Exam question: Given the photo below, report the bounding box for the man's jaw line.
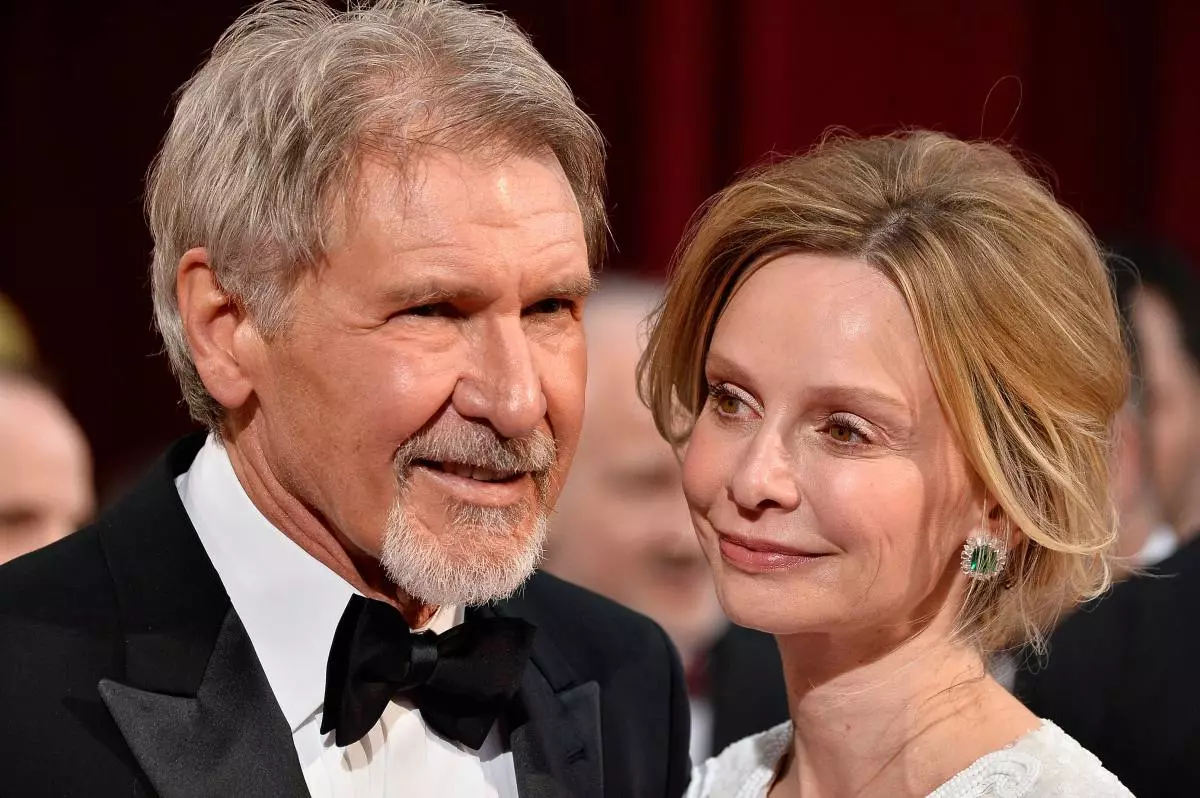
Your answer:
[218,427,444,622]
[216,428,443,624]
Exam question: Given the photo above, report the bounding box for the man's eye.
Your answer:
[525,298,572,315]
[403,302,457,318]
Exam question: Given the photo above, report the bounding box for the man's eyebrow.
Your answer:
[379,274,597,307]
[381,281,490,307]
[539,274,599,300]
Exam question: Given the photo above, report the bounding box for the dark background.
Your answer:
[3,0,1198,498]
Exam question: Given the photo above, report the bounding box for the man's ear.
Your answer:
[176,248,257,411]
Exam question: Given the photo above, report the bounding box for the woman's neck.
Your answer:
[770,624,1038,798]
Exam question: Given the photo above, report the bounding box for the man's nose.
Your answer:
[452,317,546,439]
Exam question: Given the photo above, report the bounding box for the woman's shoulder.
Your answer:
[686,721,792,798]
[929,720,1134,798]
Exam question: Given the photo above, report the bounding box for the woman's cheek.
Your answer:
[814,461,917,557]
[682,420,727,512]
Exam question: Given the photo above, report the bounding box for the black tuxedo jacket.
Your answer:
[706,625,789,756]
[1015,535,1200,798]
[0,436,690,797]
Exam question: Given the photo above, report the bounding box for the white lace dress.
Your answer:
[686,720,1133,798]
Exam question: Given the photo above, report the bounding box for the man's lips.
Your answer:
[716,531,832,573]
[414,459,521,483]
[410,460,531,506]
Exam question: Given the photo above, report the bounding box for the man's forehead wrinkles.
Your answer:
[392,198,581,232]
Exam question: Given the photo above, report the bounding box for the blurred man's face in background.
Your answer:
[0,375,94,564]
[1132,288,1200,538]
[1109,400,1160,561]
[547,291,726,664]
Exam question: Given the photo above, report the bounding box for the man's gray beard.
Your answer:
[380,497,549,606]
[378,424,556,607]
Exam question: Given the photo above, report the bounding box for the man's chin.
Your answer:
[389,557,539,607]
[379,506,548,607]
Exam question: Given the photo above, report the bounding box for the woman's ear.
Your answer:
[983,497,1026,588]
[985,497,1018,544]
[176,248,257,411]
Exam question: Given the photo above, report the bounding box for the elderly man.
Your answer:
[0,370,95,564]
[0,2,688,796]
[545,278,787,762]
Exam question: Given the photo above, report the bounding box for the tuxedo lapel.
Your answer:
[94,435,306,797]
[475,603,604,798]
[100,609,307,798]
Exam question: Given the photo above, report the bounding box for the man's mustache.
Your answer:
[393,423,558,498]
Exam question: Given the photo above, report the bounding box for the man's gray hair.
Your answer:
[148,0,607,428]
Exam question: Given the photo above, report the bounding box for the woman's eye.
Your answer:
[825,415,869,445]
[707,383,758,419]
[829,424,854,442]
[716,394,743,415]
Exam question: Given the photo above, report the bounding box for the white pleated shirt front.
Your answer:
[177,434,520,797]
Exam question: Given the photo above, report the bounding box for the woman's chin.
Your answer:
[717,588,833,637]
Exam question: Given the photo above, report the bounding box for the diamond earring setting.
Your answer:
[961,535,1007,581]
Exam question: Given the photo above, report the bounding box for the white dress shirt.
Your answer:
[177,434,520,797]
[688,697,714,763]
[1136,523,1178,565]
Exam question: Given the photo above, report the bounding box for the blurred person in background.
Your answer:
[0,293,95,565]
[546,277,788,762]
[1106,248,1183,565]
[0,293,38,370]
[1120,241,1200,549]
[1016,241,1200,797]
[0,370,95,565]
[991,281,1165,690]
[1109,397,1174,565]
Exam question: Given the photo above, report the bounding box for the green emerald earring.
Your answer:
[960,534,1008,581]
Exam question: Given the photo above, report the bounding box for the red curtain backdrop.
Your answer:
[3,0,1197,492]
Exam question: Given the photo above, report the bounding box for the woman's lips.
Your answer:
[716,532,830,573]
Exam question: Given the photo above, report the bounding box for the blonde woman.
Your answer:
[641,132,1133,797]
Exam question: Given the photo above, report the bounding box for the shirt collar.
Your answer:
[177,433,461,733]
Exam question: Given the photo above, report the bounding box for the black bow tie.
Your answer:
[321,594,536,750]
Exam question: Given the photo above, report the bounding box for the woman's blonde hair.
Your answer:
[639,131,1128,653]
